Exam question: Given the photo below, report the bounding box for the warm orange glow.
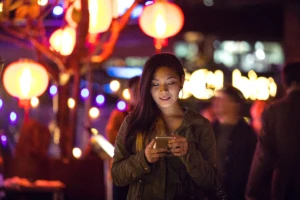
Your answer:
[65,0,112,34]
[139,2,184,39]
[155,14,167,37]
[232,69,277,100]
[49,26,76,56]
[3,60,49,99]
[20,68,32,97]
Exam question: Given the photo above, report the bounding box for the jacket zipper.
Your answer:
[176,180,183,196]
[137,179,144,200]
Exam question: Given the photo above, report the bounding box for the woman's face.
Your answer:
[150,66,182,110]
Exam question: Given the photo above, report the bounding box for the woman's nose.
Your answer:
[159,84,168,92]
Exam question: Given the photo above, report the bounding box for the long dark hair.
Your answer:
[124,53,185,151]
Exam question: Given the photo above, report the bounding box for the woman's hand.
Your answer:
[145,139,168,163]
[168,134,188,157]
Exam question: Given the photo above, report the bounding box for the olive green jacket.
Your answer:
[112,108,217,200]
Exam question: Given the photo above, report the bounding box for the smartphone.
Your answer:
[153,136,173,149]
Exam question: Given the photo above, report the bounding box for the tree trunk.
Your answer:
[57,81,72,159]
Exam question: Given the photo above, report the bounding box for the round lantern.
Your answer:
[65,0,113,34]
[139,1,184,39]
[49,26,76,56]
[2,60,49,100]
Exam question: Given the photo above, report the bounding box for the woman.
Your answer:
[112,53,218,200]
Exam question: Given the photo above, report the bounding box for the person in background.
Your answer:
[246,62,300,200]
[250,100,268,136]
[14,119,51,180]
[106,76,140,146]
[105,76,140,200]
[212,85,257,200]
[112,53,218,200]
[200,102,217,123]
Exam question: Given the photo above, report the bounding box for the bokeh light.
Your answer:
[68,98,76,108]
[49,85,58,96]
[10,112,17,122]
[30,97,39,108]
[117,101,126,111]
[72,147,82,159]
[110,80,120,92]
[122,89,130,100]
[96,94,105,105]
[81,88,90,99]
[53,5,64,16]
[89,107,100,119]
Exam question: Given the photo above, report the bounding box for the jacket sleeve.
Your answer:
[245,107,277,199]
[111,117,151,187]
[179,119,218,189]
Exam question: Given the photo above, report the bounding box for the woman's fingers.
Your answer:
[145,140,168,163]
[168,136,189,157]
[147,139,156,149]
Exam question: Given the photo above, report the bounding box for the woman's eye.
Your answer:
[168,82,175,85]
[152,83,159,86]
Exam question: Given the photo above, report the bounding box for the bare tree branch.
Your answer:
[29,38,65,72]
[1,24,27,39]
[0,33,32,49]
[119,0,141,31]
[39,0,60,20]
[67,0,89,71]
[90,0,141,64]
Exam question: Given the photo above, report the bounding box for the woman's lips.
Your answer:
[159,97,171,101]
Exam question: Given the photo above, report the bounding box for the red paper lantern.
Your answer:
[65,0,113,34]
[49,26,76,56]
[2,60,49,100]
[139,1,184,39]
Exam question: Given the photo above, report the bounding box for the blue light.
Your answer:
[53,6,63,16]
[1,135,7,142]
[107,66,143,79]
[131,5,143,19]
[103,84,113,94]
[49,85,58,96]
[96,95,105,105]
[81,88,90,98]
[117,101,126,111]
[0,99,3,109]
[145,1,154,6]
[10,112,17,122]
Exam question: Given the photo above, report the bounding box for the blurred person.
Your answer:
[200,102,217,123]
[105,76,140,200]
[13,119,51,180]
[250,100,268,135]
[111,53,218,200]
[246,62,300,200]
[212,85,257,200]
[106,76,140,145]
[15,119,51,159]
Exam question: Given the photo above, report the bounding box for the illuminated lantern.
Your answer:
[49,26,76,56]
[65,0,113,34]
[2,60,49,100]
[139,1,184,39]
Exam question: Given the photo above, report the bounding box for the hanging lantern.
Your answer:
[139,1,184,39]
[2,60,49,100]
[49,26,76,56]
[65,0,113,34]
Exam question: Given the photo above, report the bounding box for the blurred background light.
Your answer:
[53,5,64,16]
[30,97,39,108]
[117,101,126,111]
[81,88,90,99]
[96,94,105,105]
[49,85,58,96]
